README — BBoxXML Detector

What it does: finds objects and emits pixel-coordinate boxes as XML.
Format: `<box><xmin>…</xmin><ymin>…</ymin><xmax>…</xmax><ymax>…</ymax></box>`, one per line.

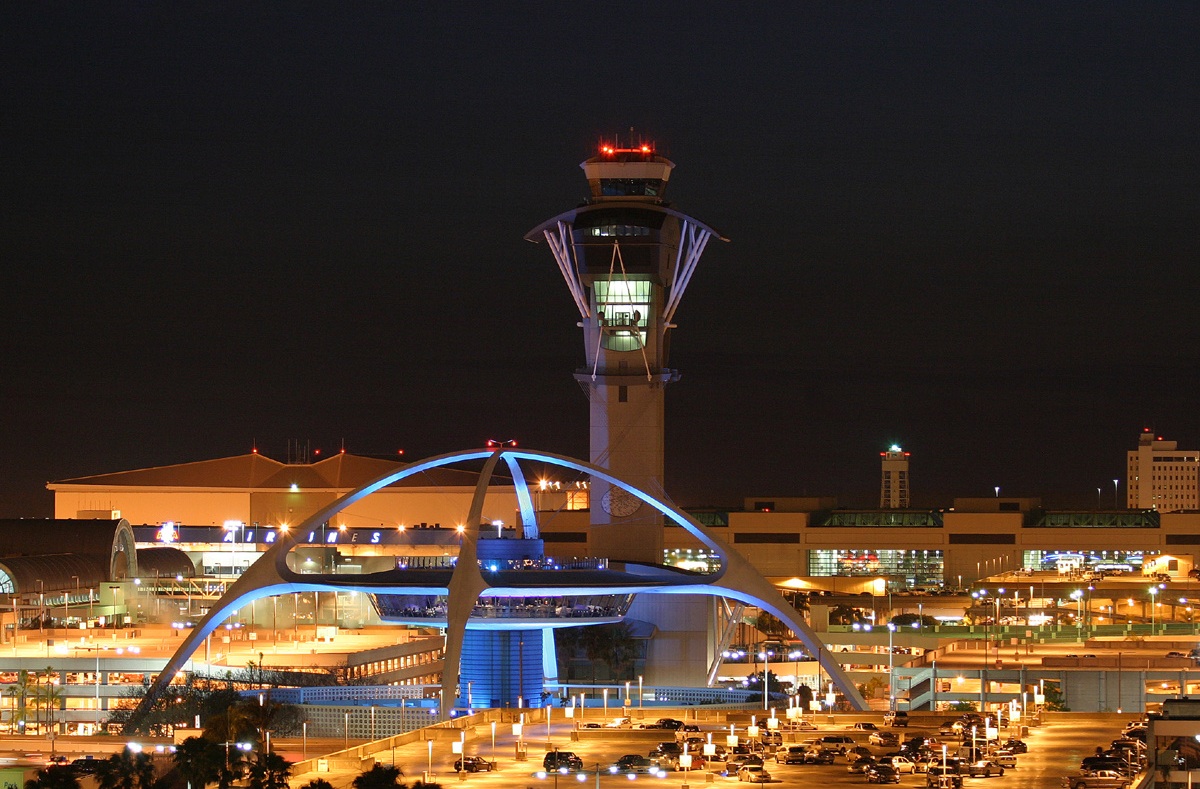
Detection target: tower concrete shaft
<box><xmin>527</xmin><ymin>140</ymin><xmax>725</xmax><ymax>563</ymax></box>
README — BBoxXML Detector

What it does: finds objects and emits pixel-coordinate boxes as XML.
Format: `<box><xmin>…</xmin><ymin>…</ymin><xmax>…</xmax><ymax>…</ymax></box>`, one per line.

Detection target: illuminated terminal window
<box><xmin>566</xmin><ymin>489</ymin><xmax>589</xmax><ymax>510</ymax></box>
<box><xmin>1020</xmin><ymin>549</ymin><xmax>1157</xmax><ymax>572</ymax></box>
<box><xmin>594</xmin><ymin>280</ymin><xmax>650</xmax><ymax>352</ymax></box>
<box><xmin>808</xmin><ymin>549</ymin><xmax>943</xmax><ymax>589</ymax></box>
<box><xmin>663</xmin><ymin>549</ymin><xmax>720</xmax><ymax>574</ymax></box>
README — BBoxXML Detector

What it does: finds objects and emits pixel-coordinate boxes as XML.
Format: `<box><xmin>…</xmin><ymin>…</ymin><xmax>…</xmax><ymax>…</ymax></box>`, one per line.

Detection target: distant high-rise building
<box><xmin>1127</xmin><ymin>429</ymin><xmax>1200</xmax><ymax>511</ymax></box>
<box><xmin>880</xmin><ymin>444</ymin><xmax>911</xmax><ymax>508</ymax></box>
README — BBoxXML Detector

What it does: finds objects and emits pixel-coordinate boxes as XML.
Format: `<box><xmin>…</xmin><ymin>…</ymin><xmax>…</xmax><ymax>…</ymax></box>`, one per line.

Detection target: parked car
<box><xmin>967</xmin><ymin>760</ymin><xmax>1005</xmax><ymax>777</ymax></box>
<box><xmin>882</xmin><ymin>756</ymin><xmax>917</xmax><ymax>774</ymax></box>
<box><xmin>610</xmin><ymin>755</ymin><xmax>659</xmax><ymax>774</ymax></box>
<box><xmin>760</xmin><ymin>731</ymin><xmax>783</xmax><ymax>747</ymax></box>
<box><xmin>454</xmin><ymin>756</ymin><xmax>494</xmax><ymax>773</ymax></box>
<box><xmin>46</xmin><ymin>756</ymin><xmax>69</xmax><ymax>767</ymax></box>
<box><xmin>853</xmin><ymin>722</ymin><xmax>880</xmax><ymax>731</ymax></box>
<box><xmin>992</xmin><ymin>753</ymin><xmax>1017</xmax><ymax>768</ymax></box>
<box><xmin>939</xmin><ymin>721</ymin><xmax>964</xmax><ymax>737</ymax></box>
<box><xmin>805</xmin><ymin>748</ymin><xmax>838</xmax><ymax>765</ymax></box>
<box><xmin>649</xmin><ymin>742</ymin><xmax>683</xmax><ymax>758</ymax></box>
<box><xmin>70</xmin><ymin>758</ymin><xmax>99</xmax><ymax>775</ymax></box>
<box><xmin>885</xmin><ymin>711</ymin><xmax>910</xmax><ymax>728</ymax></box>
<box><xmin>870</xmin><ymin>732</ymin><xmax>900</xmax><ymax>747</ymax></box>
<box><xmin>847</xmin><ymin>746</ymin><xmax>874</xmax><ymax>763</ymax></box>
<box><xmin>867</xmin><ymin>764</ymin><xmax>902</xmax><ymax>784</ymax></box>
<box><xmin>776</xmin><ymin>746</ymin><xmax>807</xmax><ymax>765</ymax></box>
<box><xmin>788</xmin><ymin>719</ymin><xmax>819</xmax><ymax>731</ymax></box>
<box><xmin>1081</xmin><ymin>757</ymin><xmax>1128</xmax><ymax>775</ymax></box>
<box><xmin>849</xmin><ymin>758</ymin><xmax>876</xmax><ymax>775</ymax></box>
<box><xmin>726</xmin><ymin>754</ymin><xmax>764</xmax><ymax>773</ymax></box>
<box><xmin>607</xmin><ymin>717</ymin><xmax>633</xmax><ymax>728</ymax></box>
<box><xmin>544</xmin><ymin>752</ymin><xmax>584</xmax><ymax>771</ymax></box>
<box><xmin>1001</xmin><ymin>739</ymin><xmax>1028</xmax><ymax>754</ymax></box>
<box><xmin>738</xmin><ymin>765</ymin><xmax>771</xmax><ymax>783</ymax></box>
<box><xmin>926</xmin><ymin>767</ymin><xmax>964</xmax><ymax>789</ymax></box>
<box><xmin>821</xmin><ymin>735</ymin><xmax>856</xmax><ymax>754</ymax></box>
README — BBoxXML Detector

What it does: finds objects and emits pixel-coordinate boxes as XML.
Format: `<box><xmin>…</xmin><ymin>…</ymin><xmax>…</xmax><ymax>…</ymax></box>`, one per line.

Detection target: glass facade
<box><xmin>1020</xmin><ymin>549</ymin><xmax>1159</xmax><ymax>573</ymax></box>
<box><xmin>594</xmin><ymin>280</ymin><xmax>650</xmax><ymax>351</ymax></box>
<box><xmin>663</xmin><ymin>548</ymin><xmax>721</xmax><ymax>574</ymax></box>
<box><xmin>808</xmin><ymin>549</ymin><xmax>943</xmax><ymax>589</ymax></box>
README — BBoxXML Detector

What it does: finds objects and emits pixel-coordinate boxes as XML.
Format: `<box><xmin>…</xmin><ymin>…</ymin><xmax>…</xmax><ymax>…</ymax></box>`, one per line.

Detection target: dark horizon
<box><xmin>3</xmin><ymin>5</ymin><xmax>1198</xmax><ymax>519</ymax></box>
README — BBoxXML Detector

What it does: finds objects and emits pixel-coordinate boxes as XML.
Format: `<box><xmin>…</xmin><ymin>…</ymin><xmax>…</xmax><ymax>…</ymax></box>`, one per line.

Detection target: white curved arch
<box><xmin>133</xmin><ymin>447</ymin><xmax>865</xmax><ymax>725</ymax></box>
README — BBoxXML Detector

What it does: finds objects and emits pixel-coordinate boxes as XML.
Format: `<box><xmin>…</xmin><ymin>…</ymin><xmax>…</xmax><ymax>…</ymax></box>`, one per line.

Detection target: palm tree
<box><xmin>243</xmin><ymin>698</ymin><xmax>288</xmax><ymax>748</ymax></box>
<box><xmin>94</xmin><ymin>748</ymin><xmax>155</xmax><ymax>789</ymax></box>
<box><xmin>299</xmin><ymin>780</ymin><xmax>334</xmax><ymax>789</ymax></box>
<box><xmin>215</xmin><ymin>744</ymin><xmax>250</xmax><ymax>789</ymax></box>
<box><xmin>246</xmin><ymin>752</ymin><xmax>291</xmax><ymax>789</ymax></box>
<box><xmin>36</xmin><ymin>675</ymin><xmax>63</xmax><ymax>736</ymax></box>
<box><xmin>25</xmin><ymin>767</ymin><xmax>81</xmax><ymax>789</ymax></box>
<box><xmin>579</xmin><ymin>623</ymin><xmax>637</xmax><ymax>681</ymax></box>
<box><xmin>204</xmin><ymin>701</ymin><xmax>254</xmax><ymax>745</ymax></box>
<box><xmin>174</xmin><ymin>736</ymin><xmax>223</xmax><ymax>789</ymax></box>
<box><xmin>351</xmin><ymin>764</ymin><xmax>402</xmax><ymax>789</ymax></box>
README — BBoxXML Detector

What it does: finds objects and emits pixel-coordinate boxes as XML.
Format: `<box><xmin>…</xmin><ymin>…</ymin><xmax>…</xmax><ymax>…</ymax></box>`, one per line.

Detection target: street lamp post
<box><xmin>638</xmin><ymin>675</ymin><xmax>643</xmax><ymax>714</ymax></box>
<box><xmin>1150</xmin><ymin>587</ymin><xmax>1158</xmax><ymax>633</ymax></box>
<box><xmin>887</xmin><ymin>623</ymin><xmax>896</xmax><ymax>712</ymax></box>
<box><xmin>758</xmin><ymin>647</ymin><xmax>774</xmax><ymax>713</ymax></box>
<box><xmin>223</xmin><ymin>741</ymin><xmax>251</xmax><ymax>781</ymax></box>
<box><xmin>1070</xmin><ymin>590</ymin><xmax>1084</xmax><ymax>642</ymax></box>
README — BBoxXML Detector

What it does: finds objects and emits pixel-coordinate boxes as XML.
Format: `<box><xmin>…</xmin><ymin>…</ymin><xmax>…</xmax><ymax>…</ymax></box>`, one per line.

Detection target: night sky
<box><xmin>3</xmin><ymin>5</ymin><xmax>1198</xmax><ymax>517</ymax></box>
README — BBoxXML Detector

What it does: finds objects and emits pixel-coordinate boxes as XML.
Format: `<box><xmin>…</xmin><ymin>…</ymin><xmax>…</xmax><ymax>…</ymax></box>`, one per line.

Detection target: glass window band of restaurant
<box><xmin>808</xmin><ymin>549</ymin><xmax>943</xmax><ymax>589</ymax></box>
<box><xmin>1020</xmin><ymin>549</ymin><xmax>1159</xmax><ymax>572</ymax></box>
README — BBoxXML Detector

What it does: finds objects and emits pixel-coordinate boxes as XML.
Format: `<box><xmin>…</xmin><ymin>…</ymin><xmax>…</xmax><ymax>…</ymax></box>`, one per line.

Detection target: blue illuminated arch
<box><xmin>134</xmin><ymin>447</ymin><xmax>865</xmax><ymax>723</ymax></box>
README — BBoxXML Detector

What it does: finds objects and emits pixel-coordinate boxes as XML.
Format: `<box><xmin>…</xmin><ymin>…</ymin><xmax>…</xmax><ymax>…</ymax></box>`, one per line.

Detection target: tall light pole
<box><xmin>758</xmin><ymin>647</ymin><xmax>774</xmax><ymax>713</ymax></box>
<box><xmin>1150</xmin><ymin>586</ymin><xmax>1158</xmax><ymax>633</ymax></box>
<box><xmin>1113</xmin><ymin>479</ymin><xmax>1120</xmax><ymax>508</ymax></box>
<box><xmin>887</xmin><ymin>623</ymin><xmax>896</xmax><ymax>712</ymax></box>
<box><xmin>1070</xmin><ymin>590</ymin><xmax>1083</xmax><ymax>642</ymax></box>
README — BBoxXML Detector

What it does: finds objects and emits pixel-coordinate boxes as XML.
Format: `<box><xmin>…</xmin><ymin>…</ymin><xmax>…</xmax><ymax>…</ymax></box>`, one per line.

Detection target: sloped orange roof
<box><xmin>50</xmin><ymin>452</ymin><xmax>497</xmax><ymax>491</ymax></box>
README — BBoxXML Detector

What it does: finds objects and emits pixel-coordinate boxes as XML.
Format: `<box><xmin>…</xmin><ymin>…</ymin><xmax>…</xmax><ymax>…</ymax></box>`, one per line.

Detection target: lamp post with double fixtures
<box><xmin>1150</xmin><ymin>586</ymin><xmax>1158</xmax><ymax>634</ymax></box>
<box><xmin>757</xmin><ymin>647</ymin><xmax>775</xmax><ymax>713</ymax></box>
<box><xmin>887</xmin><ymin>623</ymin><xmax>896</xmax><ymax>712</ymax></box>
<box><xmin>1070</xmin><ymin>590</ymin><xmax>1084</xmax><ymax>643</ymax></box>
<box><xmin>223</xmin><ymin>741</ymin><xmax>252</xmax><ymax>782</ymax></box>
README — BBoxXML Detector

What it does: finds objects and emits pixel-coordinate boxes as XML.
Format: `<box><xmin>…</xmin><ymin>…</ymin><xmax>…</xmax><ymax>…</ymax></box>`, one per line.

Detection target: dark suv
<box><xmin>545</xmin><ymin>751</ymin><xmax>584</xmax><ymax>771</ymax></box>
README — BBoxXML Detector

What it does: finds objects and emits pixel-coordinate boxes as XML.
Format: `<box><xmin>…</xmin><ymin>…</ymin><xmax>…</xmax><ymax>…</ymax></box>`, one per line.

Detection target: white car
<box><xmin>884</xmin><ymin>756</ymin><xmax>917</xmax><ymax>774</ymax></box>
<box><xmin>993</xmin><ymin>753</ymin><xmax>1017</xmax><ymax>769</ymax></box>
<box><xmin>738</xmin><ymin>765</ymin><xmax>772</xmax><ymax>783</ymax></box>
<box><xmin>607</xmin><ymin>717</ymin><xmax>632</xmax><ymax>728</ymax></box>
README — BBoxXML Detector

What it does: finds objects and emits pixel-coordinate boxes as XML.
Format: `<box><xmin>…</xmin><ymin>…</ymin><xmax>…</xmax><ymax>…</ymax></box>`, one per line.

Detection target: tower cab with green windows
<box><xmin>527</xmin><ymin>140</ymin><xmax>725</xmax><ymax>563</ymax></box>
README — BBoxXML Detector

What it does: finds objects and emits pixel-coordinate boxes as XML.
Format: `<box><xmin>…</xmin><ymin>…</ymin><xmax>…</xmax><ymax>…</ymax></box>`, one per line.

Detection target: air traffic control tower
<box><xmin>526</xmin><ymin>140</ymin><xmax>726</xmax><ymax>564</ymax></box>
